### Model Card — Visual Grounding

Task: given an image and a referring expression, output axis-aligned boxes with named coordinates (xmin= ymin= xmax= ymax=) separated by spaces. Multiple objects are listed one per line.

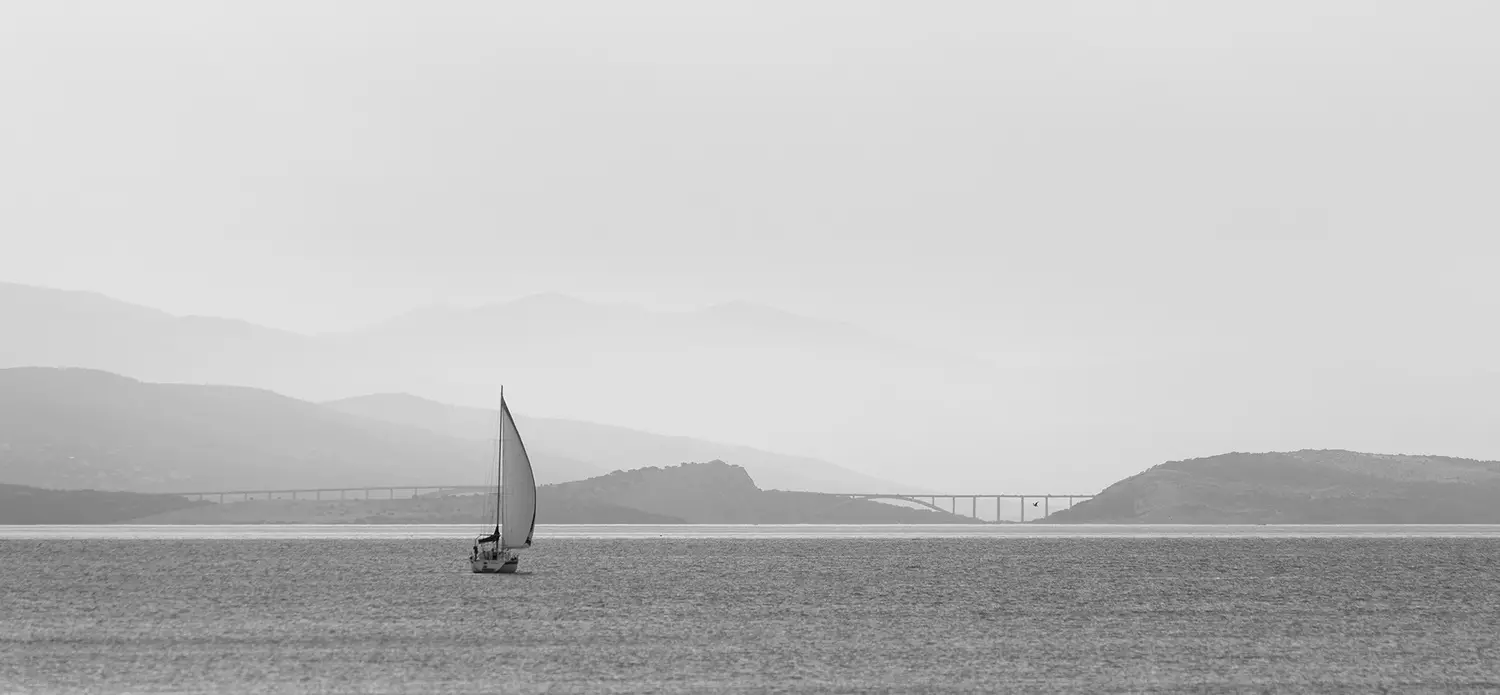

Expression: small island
xmin=1052 ymin=449 xmax=1500 ymax=524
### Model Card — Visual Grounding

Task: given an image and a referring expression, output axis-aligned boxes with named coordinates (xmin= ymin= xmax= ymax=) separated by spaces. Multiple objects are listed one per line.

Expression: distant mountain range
xmin=1051 ymin=450 xmax=1500 ymax=523
xmin=0 ymin=367 xmax=911 ymax=493
xmin=10 ymin=280 xmax=1500 ymax=494
xmin=0 ymin=281 xmax=1001 ymax=490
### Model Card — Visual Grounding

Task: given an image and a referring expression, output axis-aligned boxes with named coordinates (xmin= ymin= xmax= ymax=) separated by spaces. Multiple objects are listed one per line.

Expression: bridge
xmin=842 ymin=494 xmax=1095 ymax=522
xmin=173 ymin=486 xmax=490 ymax=504
xmin=171 ymin=486 xmax=1095 ymax=523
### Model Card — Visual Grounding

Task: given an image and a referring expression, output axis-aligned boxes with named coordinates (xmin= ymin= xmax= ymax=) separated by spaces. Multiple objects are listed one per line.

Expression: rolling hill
xmin=0 ymin=367 xmax=603 ymax=492
xmin=0 ymin=367 xmax=903 ymax=494
xmin=0 ymin=281 xmax=993 ymax=491
xmin=1048 ymin=450 xmax=1500 ymax=523
xmin=542 ymin=461 xmax=968 ymax=523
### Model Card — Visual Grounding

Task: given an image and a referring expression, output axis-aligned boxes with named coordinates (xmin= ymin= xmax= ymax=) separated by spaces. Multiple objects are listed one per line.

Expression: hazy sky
xmin=5 ymin=1 xmax=1497 ymax=362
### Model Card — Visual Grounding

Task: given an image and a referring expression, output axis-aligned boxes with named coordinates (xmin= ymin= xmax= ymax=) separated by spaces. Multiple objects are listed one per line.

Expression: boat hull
xmin=470 ymin=556 xmax=519 ymax=574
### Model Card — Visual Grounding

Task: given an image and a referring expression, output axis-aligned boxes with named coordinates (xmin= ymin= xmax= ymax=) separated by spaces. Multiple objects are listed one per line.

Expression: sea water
xmin=3 ymin=525 xmax=1498 ymax=693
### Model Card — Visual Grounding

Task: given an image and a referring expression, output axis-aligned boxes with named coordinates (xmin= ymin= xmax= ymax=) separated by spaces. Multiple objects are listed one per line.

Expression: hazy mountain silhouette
xmin=316 ymin=290 xmax=1016 ymax=490
xmin=0 ymin=281 xmax=992 ymax=489
xmin=1049 ymin=450 xmax=1500 ymax=523
xmin=0 ymin=282 xmax=372 ymax=404
xmin=0 ymin=366 xmax=900 ymax=494
xmin=324 ymin=393 xmax=919 ymax=493
xmin=0 ymin=367 xmax=603 ymax=492
xmin=11 ymin=280 xmax=1500 ymax=493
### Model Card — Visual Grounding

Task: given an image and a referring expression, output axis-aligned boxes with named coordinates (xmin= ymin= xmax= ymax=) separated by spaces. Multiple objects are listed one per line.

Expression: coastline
xmin=7 ymin=523 xmax=1500 ymax=540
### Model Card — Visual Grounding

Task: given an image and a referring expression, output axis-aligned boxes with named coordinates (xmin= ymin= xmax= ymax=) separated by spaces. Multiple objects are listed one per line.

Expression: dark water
xmin=3 ymin=537 xmax=1499 ymax=693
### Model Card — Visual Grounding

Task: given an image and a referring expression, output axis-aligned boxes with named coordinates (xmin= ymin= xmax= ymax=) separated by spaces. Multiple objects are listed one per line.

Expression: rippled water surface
xmin=8 ymin=523 xmax=1500 ymax=540
xmin=4 ymin=532 xmax=1499 ymax=693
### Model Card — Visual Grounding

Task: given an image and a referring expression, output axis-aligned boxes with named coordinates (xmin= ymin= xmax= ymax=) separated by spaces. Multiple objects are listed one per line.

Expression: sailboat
xmin=470 ymin=389 xmax=537 ymax=574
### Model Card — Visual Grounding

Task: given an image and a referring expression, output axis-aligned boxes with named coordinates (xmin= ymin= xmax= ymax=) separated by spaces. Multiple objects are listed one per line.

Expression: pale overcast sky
xmin=3 ymin=2 xmax=1499 ymax=489
xmin=6 ymin=1 xmax=1496 ymax=355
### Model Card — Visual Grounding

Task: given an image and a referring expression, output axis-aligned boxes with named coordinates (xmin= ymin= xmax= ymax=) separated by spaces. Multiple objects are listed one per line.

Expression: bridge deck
xmin=167 ymin=487 xmax=1095 ymax=522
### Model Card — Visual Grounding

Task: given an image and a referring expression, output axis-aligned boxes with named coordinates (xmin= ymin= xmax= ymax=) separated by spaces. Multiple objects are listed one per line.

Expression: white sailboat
xmin=470 ymin=389 xmax=536 ymax=574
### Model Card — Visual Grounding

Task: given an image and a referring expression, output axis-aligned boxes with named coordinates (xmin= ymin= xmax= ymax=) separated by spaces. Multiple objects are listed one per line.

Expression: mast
xmin=494 ymin=386 xmax=504 ymax=539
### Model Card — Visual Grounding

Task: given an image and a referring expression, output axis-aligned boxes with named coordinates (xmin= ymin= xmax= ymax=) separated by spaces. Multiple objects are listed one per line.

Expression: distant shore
xmin=0 ymin=463 xmax=983 ymax=525
xmin=9 ymin=450 xmax=1500 ymax=526
xmin=6 ymin=523 xmax=1500 ymax=542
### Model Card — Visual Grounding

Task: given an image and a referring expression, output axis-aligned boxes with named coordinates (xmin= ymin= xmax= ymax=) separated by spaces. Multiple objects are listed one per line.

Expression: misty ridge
xmin=7 ymin=281 xmax=1500 ymax=496
xmin=0 ymin=282 xmax=982 ymax=488
xmin=0 ymin=366 xmax=904 ymax=494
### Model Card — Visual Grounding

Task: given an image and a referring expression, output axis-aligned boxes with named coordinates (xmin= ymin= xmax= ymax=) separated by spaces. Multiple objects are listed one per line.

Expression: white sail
xmin=498 ymin=399 xmax=536 ymax=549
